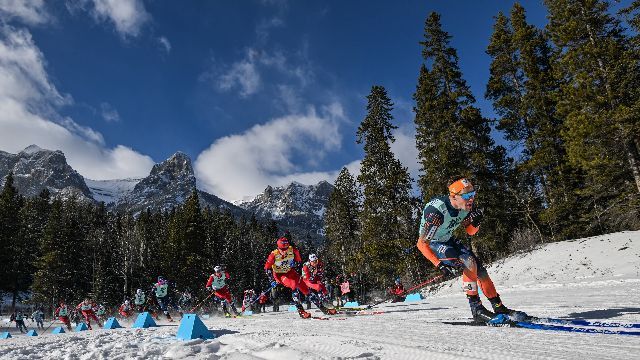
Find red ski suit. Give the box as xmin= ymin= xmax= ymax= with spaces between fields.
xmin=54 ymin=305 xmax=71 ymax=327
xmin=206 ymin=271 xmax=233 ymax=303
xmin=389 ymin=284 xmax=405 ymax=296
xmin=119 ymin=303 xmax=133 ymax=317
xmin=76 ymin=301 xmax=100 ymax=329
xmin=302 ymin=260 xmax=328 ymax=295
xmin=264 ymin=246 xmax=309 ymax=295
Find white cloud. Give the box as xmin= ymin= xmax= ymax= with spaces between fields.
xmin=390 ymin=124 xmax=420 ymax=182
xmin=158 ymin=36 xmax=171 ymax=53
xmin=195 ymin=104 xmax=346 ymax=201
xmin=85 ymin=0 xmax=150 ymax=38
xmin=0 ymin=25 xmax=154 ymax=179
xmin=100 ymin=102 xmax=120 ymax=122
xmin=0 ymin=0 xmax=50 ymax=25
xmin=217 ymin=54 xmax=261 ymax=97
xmin=276 ymin=84 xmax=302 ymax=113
xmin=256 ymin=17 xmax=284 ymax=44
xmin=207 ymin=46 xmax=313 ymax=99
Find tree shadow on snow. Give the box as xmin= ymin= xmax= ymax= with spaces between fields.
xmin=566 ymin=307 xmax=640 ymax=320
xmin=381 ymin=307 xmax=449 ymax=314
xmin=211 ymin=329 xmax=240 ymax=336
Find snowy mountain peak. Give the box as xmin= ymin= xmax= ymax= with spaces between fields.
xmin=20 ymin=144 xmax=46 ymax=155
xmin=0 ymin=146 xmax=92 ymax=200
xmin=237 ymin=180 xmax=334 ymax=245
xmin=113 ymin=152 xmax=242 ymax=215
xmin=149 ymin=151 xmax=193 ymax=178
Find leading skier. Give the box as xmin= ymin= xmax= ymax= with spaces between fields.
xmin=264 ymin=237 xmax=312 ymax=318
xmin=416 ymin=177 xmax=522 ymax=323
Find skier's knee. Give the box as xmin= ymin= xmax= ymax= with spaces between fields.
xmin=477 ymin=265 xmax=488 ymax=279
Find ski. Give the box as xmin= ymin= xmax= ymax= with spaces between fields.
xmin=336 ymin=310 xmax=385 ymax=316
xmin=310 ymin=316 xmax=347 ymax=321
xmin=444 ymin=319 xmax=640 ymax=336
xmin=526 ymin=316 xmax=640 ymax=329
xmin=514 ymin=321 xmax=640 ymax=336
xmin=335 ymin=307 xmax=368 ymax=311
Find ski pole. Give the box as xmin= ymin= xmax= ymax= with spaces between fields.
xmin=249 ymin=283 xmax=276 ymax=306
xmin=366 ymin=274 xmax=444 ymax=309
xmin=402 ymin=274 xmax=444 ymax=294
xmin=189 ymin=290 xmax=217 ymax=313
xmin=43 ymin=317 xmax=57 ymax=333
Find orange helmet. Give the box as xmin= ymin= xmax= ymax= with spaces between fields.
xmin=449 ymin=178 xmax=474 ymax=195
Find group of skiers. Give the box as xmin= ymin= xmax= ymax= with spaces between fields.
xmin=6 ymin=177 xmax=522 ymax=332
xmin=8 ymin=309 xmax=43 ymax=333
xmin=263 ymin=237 xmax=338 ymax=318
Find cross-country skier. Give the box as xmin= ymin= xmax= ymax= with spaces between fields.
xmin=95 ymin=303 xmax=107 ymax=321
xmin=133 ymin=289 xmax=146 ymax=312
xmin=31 ymin=308 xmax=45 ymax=329
xmin=76 ymin=298 xmax=103 ymax=329
xmin=206 ymin=265 xmax=239 ymax=317
xmin=153 ymin=276 xmax=173 ymax=321
xmin=388 ymin=278 xmax=406 ymax=303
xmin=302 ymin=254 xmax=337 ymax=315
xmin=119 ymin=299 xmax=133 ymax=318
xmin=241 ymin=289 xmax=256 ymax=313
xmin=178 ymin=290 xmax=192 ymax=311
xmin=54 ymin=301 xmax=72 ymax=330
xmin=416 ymin=177 xmax=522 ymax=323
xmin=258 ymin=292 xmax=268 ymax=313
xmin=11 ymin=311 xmax=27 ymax=333
xmin=264 ymin=237 xmax=312 ymax=318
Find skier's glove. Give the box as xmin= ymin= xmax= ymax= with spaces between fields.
xmin=265 ymin=269 xmax=278 ymax=285
xmin=468 ymin=208 xmax=484 ymax=227
xmin=437 ymin=262 xmax=462 ymax=279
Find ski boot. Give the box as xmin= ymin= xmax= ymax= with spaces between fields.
xmin=165 ymin=312 xmax=174 ymax=322
xmin=488 ymin=296 xmax=527 ymax=321
xmin=296 ymin=303 xmax=311 ymax=318
xmin=319 ymin=306 xmax=337 ymax=315
xmin=230 ymin=304 xmax=240 ymax=317
xmin=468 ymin=295 xmax=495 ymax=324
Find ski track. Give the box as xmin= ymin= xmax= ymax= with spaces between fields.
xmin=1 ymin=231 xmax=639 ymax=359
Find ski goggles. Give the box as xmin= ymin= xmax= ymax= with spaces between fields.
xmin=458 ymin=191 xmax=476 ymax=200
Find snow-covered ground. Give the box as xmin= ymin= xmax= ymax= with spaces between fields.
xmin=1 ymin=231 xmax=639 ymax=359
xmin=85 ymin=178 xmax=141 ymax=204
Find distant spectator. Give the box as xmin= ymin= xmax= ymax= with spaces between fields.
xmin=388 ymin=278 xmax=406 ymax=303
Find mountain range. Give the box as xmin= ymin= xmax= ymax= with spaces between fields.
xmin=0 ymin=145 xmax=332 ymax=245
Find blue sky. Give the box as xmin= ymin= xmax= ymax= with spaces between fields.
xmin=0 ymin=0 xmax=555 ymax=201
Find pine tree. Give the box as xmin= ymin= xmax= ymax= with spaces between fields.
xmin=357 ymin=85 xmax=414 ymax=288
xmin=88 ymin=203 xmax=120 ymax=305
xmin=324 ymin=167 xmax=360 ymax=275
xmin=545 ymin=0 xmax=640 ymax=231
xmin=31 ymin=198 xmax=87 ymax=305
xmin=0 ymin=172 xmax=26 ymax=310
xmin=486 ymin=4 xmax=585 ymax=240
xmin=17 ymin=190 xmax=50 ymax=304
xmin=414 ymin=12 xmax=517 ymax=257
xmin=178 ymin=189 xmax=207 ymax=292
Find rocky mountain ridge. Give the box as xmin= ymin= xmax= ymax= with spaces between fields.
xmin=0 ymin=146 xmax=332 ymax=244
